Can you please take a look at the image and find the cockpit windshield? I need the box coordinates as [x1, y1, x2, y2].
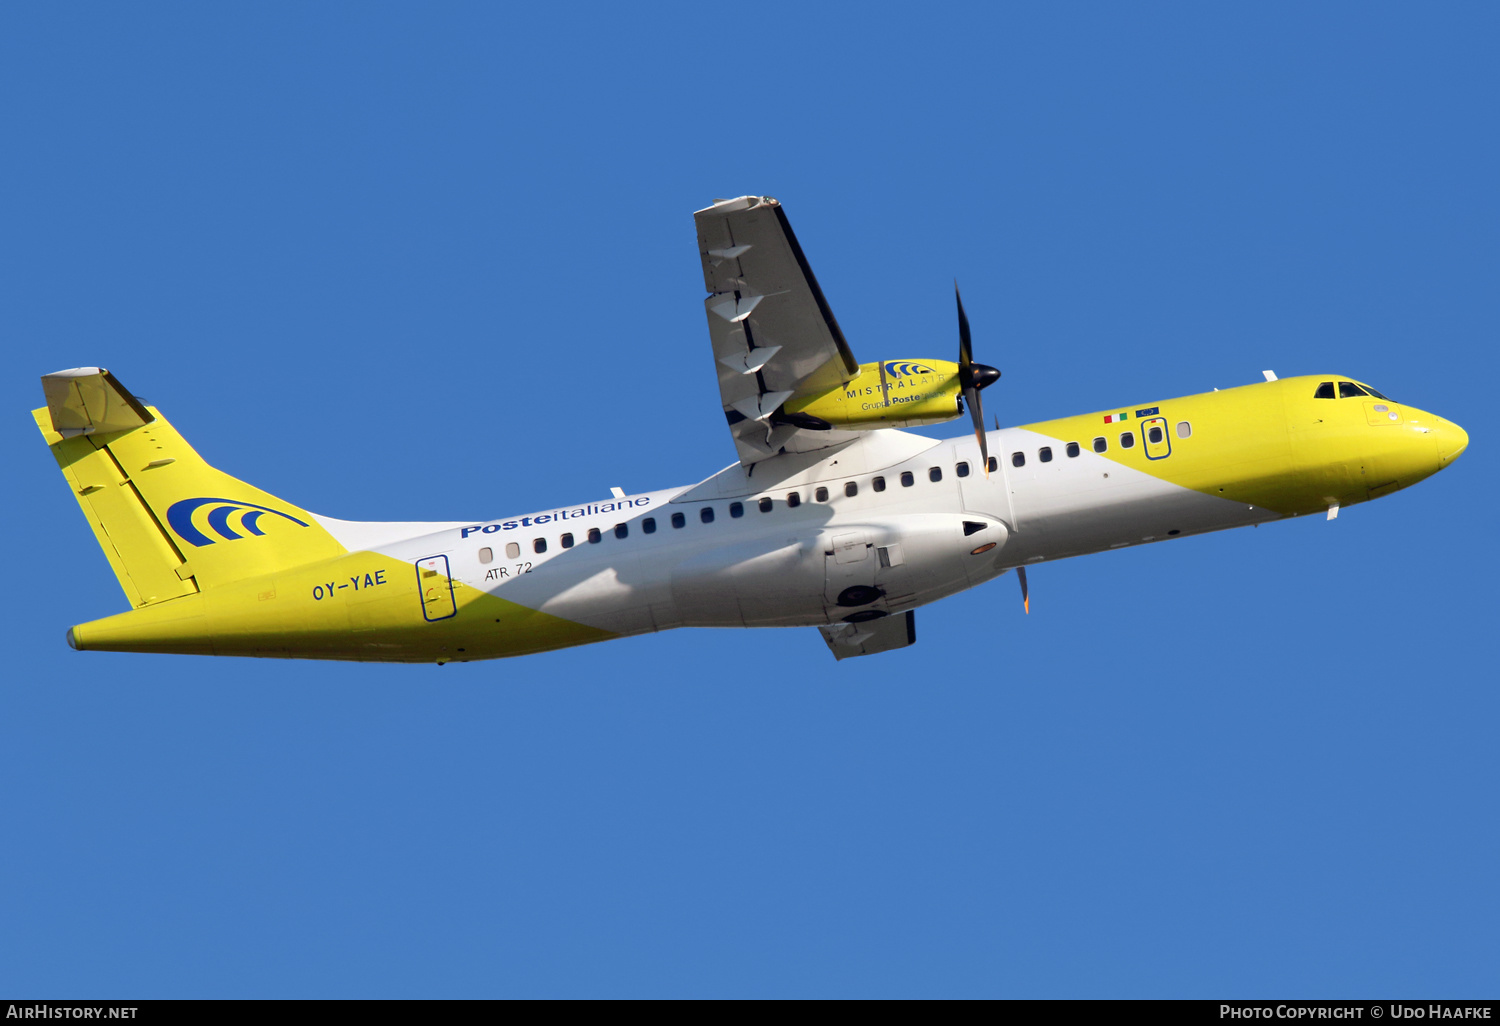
[1314, 381, 1397, 402]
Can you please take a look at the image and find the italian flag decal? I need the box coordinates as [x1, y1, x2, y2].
[1103, 412, 1128, 423]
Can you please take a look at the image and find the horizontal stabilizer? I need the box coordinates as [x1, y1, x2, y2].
[818, 610, 916, 660]
[42, 367, 154, 438]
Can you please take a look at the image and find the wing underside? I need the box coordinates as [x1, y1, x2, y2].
[695, 196, 863, 465]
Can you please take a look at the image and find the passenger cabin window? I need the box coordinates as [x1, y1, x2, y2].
[1093, 436, 1108, 453]
[1039, 447, 1053, 463]
[1176, 421, 1191, 438]
[901, 471, 915, 487]
[929, 467, 942, 482]
[643, 517, 656, 534]
[614, 523, 628, 539]
[671, 512, 686, 528]
[815, 487, 829, 502]
[758, 497, 773, 513]
[1066, 442, 1080, 457]
[478, 547, 493, 564]
[700, 506, 714, 523]
[956, 461, 970, 478]
[1339, 381, 1369, 399]
[987, 456, 998, 473]
[729, 502, 744, 518]
[1147, 426, 1163, 444]
[1120, 431, 1135, 449]
[561, 533, 574, 548]
[587, 528, 602, 544]
[873, 476, 886, 492]
[845, 482, 858, 497]
[1314, 381, 1336, 399]
[505, 542, 521, 559]
[786, 492, 801, 508]
[534, 537, 547, 554]
[1011, 452, 1025, 468]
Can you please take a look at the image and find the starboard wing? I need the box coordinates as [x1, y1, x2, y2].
[695, 196, 864, 465]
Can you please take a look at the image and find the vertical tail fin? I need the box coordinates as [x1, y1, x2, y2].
[34, 368, 346, 607]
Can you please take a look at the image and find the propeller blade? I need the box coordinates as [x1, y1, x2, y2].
[965, 383, 989, 472]
[1017, 565, 1030, 614]
[956, 281, 974, 382]
[955, 284, 989, 472]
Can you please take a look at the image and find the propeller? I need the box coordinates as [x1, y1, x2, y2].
[955, 283, 1001, 473]
[1016, 564, 1030, 615]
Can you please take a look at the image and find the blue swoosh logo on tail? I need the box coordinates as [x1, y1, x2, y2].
[166, 497, 309, 547]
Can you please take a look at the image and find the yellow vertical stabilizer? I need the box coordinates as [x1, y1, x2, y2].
[34, 368, 346, 608]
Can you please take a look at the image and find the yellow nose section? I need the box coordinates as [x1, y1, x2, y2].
[1433, 417, 1469, 464]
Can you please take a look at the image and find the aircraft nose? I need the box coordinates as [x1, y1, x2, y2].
[1433, 417, 1469, 465]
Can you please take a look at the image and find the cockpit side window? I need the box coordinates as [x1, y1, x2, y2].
[1314, 381, 1336, 399]
[1339, 381, 1369, 398]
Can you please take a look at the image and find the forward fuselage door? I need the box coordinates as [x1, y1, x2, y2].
[1141, 416, 1172, 460]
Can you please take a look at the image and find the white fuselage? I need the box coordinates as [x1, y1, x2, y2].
[330, 427, 1275, 638]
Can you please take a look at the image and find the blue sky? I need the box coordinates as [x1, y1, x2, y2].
[2, 2, 1496, 998]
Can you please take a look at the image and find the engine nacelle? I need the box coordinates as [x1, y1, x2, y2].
[784, 360, 964, 431]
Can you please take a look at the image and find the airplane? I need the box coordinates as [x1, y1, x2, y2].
[33, 195, 1468, 663]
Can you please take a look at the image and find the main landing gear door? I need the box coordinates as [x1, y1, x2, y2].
[416, 555, 457, 621]
[824, 530, 880, 610]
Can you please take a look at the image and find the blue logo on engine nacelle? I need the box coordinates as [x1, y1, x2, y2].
[166, 497, 310, 547]
[884, 362, 935, 378]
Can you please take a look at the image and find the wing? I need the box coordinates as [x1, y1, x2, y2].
[695, 196, 863, 465]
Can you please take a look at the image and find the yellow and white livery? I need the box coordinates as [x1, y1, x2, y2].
[34, 198, 1469, 663]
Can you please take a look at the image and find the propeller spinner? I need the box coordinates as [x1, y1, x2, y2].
[955, 283, 1001, 473]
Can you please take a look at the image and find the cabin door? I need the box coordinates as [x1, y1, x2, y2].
[1140, 416, 1172, 460]
[415, 554, 457, 621]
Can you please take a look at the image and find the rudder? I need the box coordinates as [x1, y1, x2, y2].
[34, 368, 346, 608]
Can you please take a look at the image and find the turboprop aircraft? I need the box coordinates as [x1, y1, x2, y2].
[35, 196, 1468, 662]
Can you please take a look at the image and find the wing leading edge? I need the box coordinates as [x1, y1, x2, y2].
[695, 196, 864, 465]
